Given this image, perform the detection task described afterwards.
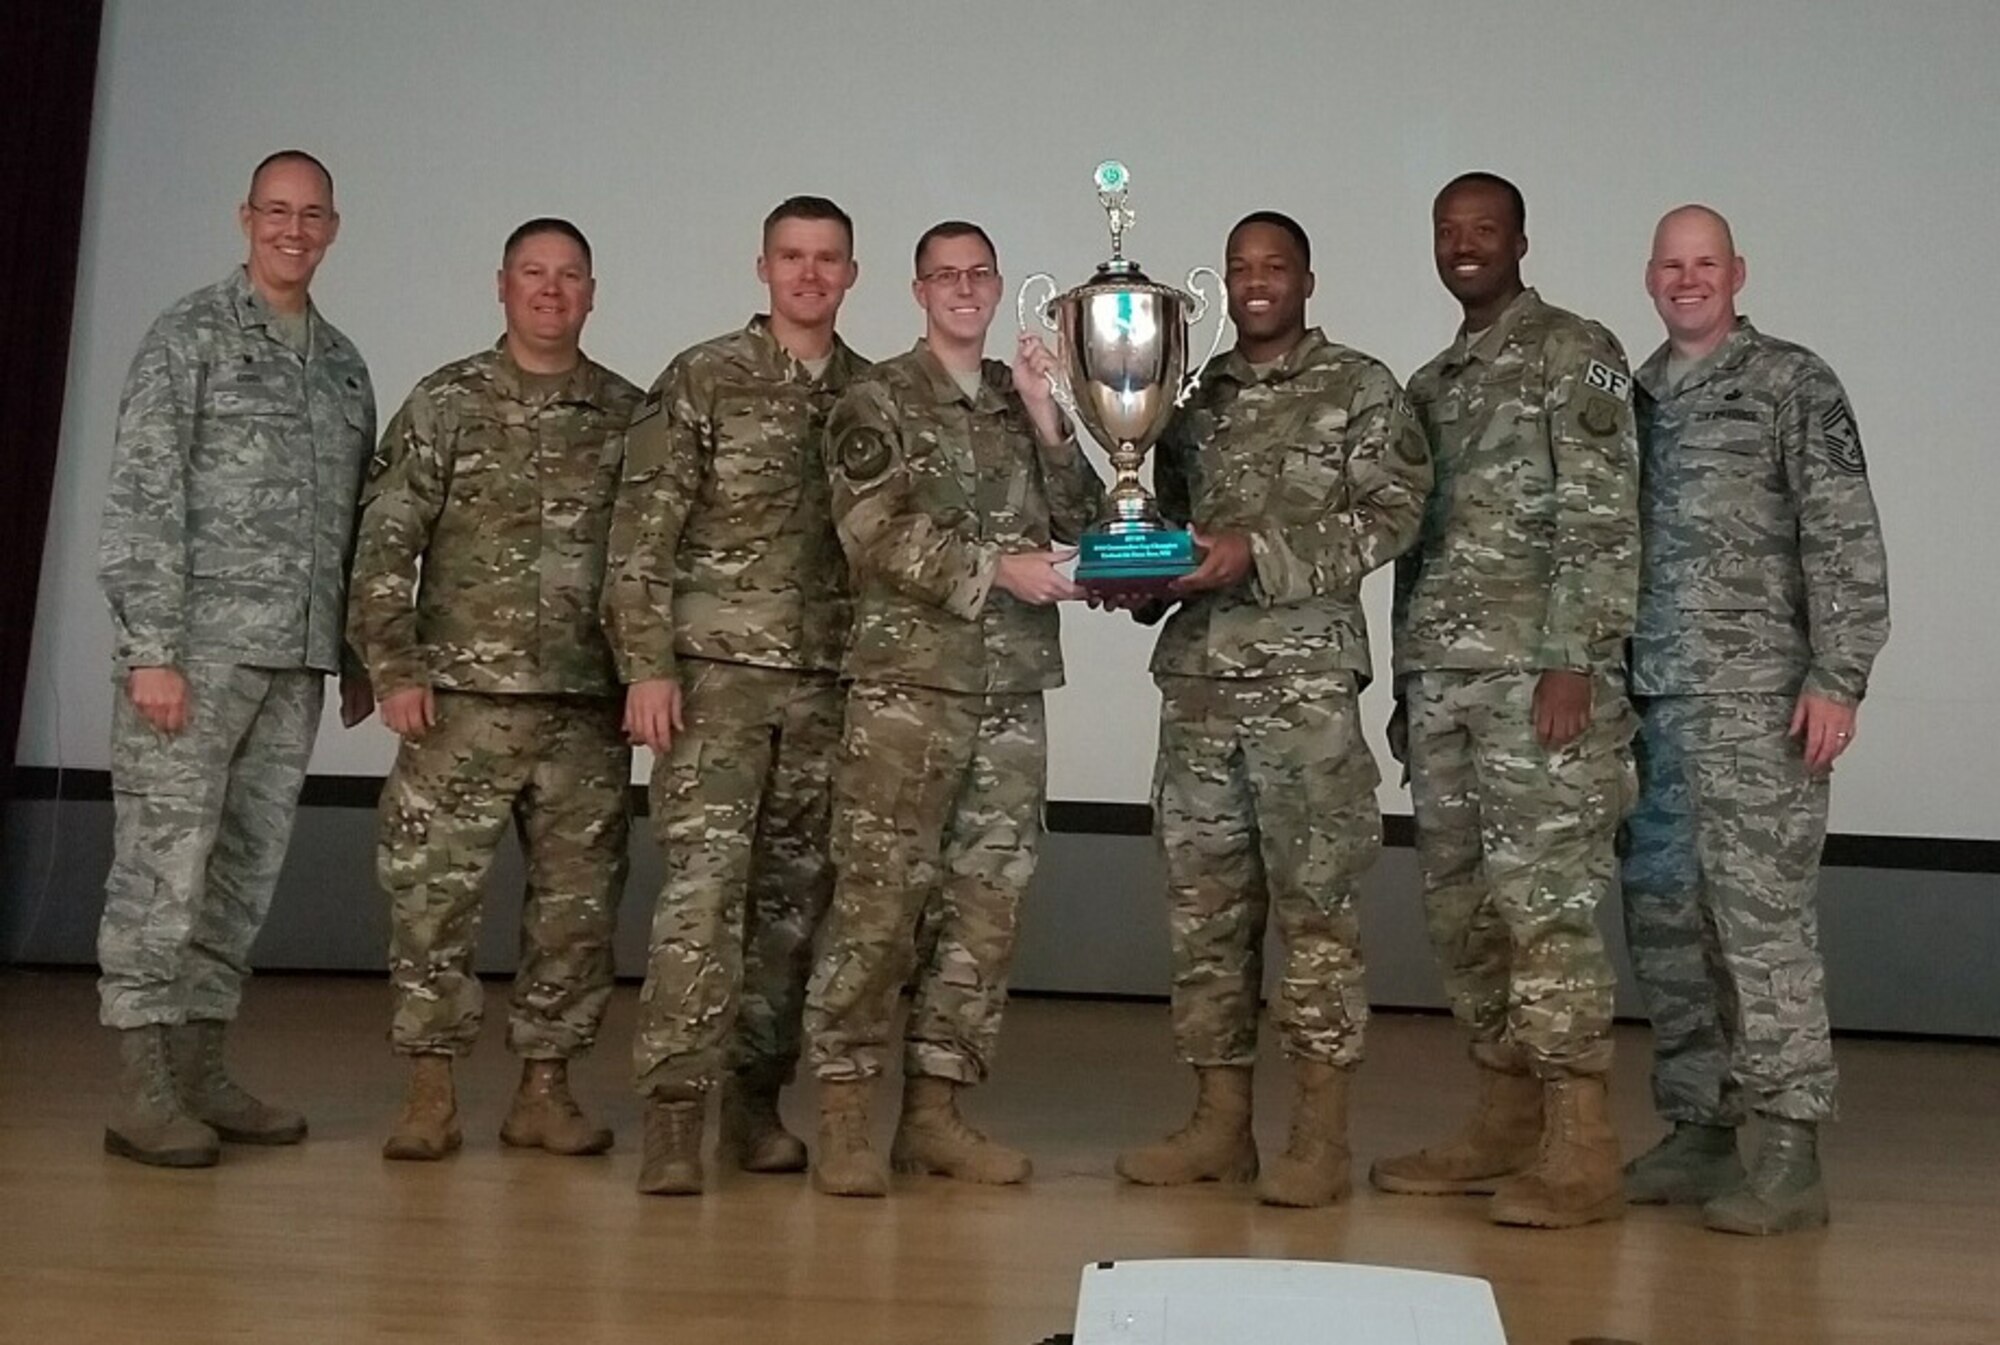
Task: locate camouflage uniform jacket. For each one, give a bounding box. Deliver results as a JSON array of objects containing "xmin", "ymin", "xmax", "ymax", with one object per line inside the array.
[
  {"xmin": 1151, "ymin": 329, "xmax": 1432, "ymax": 682},
  {"xmin": 99, "ymin": 267, "xmax": 375, "ymax": 674},
  {"xmin": 1629, "ymin": 319, "xmax": 1889, "ymax": 702},
  {"xmin": 828, "ymin": 341, "xmax": 1106, "ymax": 694},
  {"xmin": 602, "ymin": 316, "xmax": 866, "ymax": 685},
  {"xmin": 347, "ymin": 345, "xmax": 641, "ymax": 698},
  {"xmin": 1394, "ymin": 288, "xmax": 1640, "ymax": 677}
]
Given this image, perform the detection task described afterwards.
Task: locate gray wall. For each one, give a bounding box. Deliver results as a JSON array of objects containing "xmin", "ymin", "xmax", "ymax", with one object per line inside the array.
[{"xmin": 8, "ymin": 797, "xmax": 1995, "ymax": 1038}]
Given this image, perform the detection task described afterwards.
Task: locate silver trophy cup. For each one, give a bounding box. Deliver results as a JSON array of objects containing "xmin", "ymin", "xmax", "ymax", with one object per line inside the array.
[{"xmin": 1018, "ymin": 162, "xmax": 1225, "ymax": 592}]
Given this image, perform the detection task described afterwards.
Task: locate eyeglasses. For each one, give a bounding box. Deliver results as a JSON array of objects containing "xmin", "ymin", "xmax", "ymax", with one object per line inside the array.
[
  {"xmin": 246, "ymin": 201, "xmax": 335, "ymax": 231},
  {"xmin": 918, "ymin": 265, "xmax": 999, "ymax": 288}
]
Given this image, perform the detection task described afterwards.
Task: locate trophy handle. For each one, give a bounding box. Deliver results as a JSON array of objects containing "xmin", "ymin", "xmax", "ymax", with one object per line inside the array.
[
  {"xmin": 1017, "ymin": 273, "xmax": 1060, "ymax": 334},
  {"xmin": 1177, "ymin": 265, "xmax": 1228, "ymax": 407},
  {"xmin": 1015, "ymin": 272, "xmax": 1080, "ymax": 418}
]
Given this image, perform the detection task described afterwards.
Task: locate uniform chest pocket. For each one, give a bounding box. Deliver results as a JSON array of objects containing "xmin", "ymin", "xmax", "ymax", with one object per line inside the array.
[
  {"xmin": 711, "ymin": 397, "xmax": 805, "ymax": 505},
  {"xmin": 1275, "ymin": 444, "xmax": 1346, "ymax": 512}
]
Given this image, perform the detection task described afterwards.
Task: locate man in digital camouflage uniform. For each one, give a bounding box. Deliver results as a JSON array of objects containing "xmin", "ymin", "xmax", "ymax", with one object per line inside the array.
[
  {"xmin": 1621, "ymin": 204, "xmax": 1889, "ymax": 1236},
  {"xmin": 801, "ymin": 221, "xmax": 1105, "ymax": 1198},
  {"xmin": 348, "ymin": 218, "xmax": 640, "ymax": 1162},
  {"xmin": 97, "ymin": 150, "xmax": 375, "ymax": 1168},
  {"xmin": 603, "ymin": 196, "xmax": 868, "ymax": 1195},
  {"xmin": 1113, "ymin": 212, "xmax": 1431, "ymax": 1209},
  {"xmin": 1372, "ymin": 173, "xmax": 1640, "ymax": 1228}
]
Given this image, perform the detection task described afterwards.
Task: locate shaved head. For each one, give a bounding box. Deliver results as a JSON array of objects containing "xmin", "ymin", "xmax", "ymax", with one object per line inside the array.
[
  {"xmin": 1646, "ymin": 203, "xmax": 1746, "ymax": 357},
  {"xmin": 1652, "ymin": 203, "xmax": 1736, "ymax": 261}
]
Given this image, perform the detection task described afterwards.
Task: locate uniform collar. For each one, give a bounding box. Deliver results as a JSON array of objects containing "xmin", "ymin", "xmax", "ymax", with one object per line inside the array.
[
  {"xmin": 1441, "ymin": 287, "xmax": 1542, "ymax": 371},
  {"xmin": 224, "ymin": 265, "xmax": 339, "ymax": 354},
  {"xmin": 911, "ymin": 338, "xmax": 1001, "ymax": 410},
  {"xmin": 742, "ymin": 314, "xmax": 863, "ymax": 386},
  {"xmin": 487, "ymin": 339, "xmax": 615, "ymax": 408},
  {"xmin": 1213, "ymin": 327, "xmax": 1330, "ymax": 388},
  {"xmin": 1636, "ymin": 316, "xmax": 1760, "ymax": 399}
]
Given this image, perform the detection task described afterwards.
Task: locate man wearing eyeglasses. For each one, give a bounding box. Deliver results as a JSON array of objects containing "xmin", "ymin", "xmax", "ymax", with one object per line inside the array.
[
  {"xmin": 801, "ymin": 221, "xmax": 1104, "ymax": 1197},
  {"xmin": 604, "ymin": 196, "xmax": 869, "ymax": 1195},
  {"xmin": 97, "ymin": 150, "xmax": 375, "ymax": 1167}
]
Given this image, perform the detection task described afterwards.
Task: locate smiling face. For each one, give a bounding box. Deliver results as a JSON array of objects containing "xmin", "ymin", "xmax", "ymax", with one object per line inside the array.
[
  {"xmin": 759, "ymin": 216, "xmax": 858, "ymax": 336},
  {"xmin": 1647, "ymin": 206, "xmax": 1746, "ymax": 355},
  {"xmin": 238, "ymin": 157, "xmax": 338, "ymax": 306},
  {"xmin": 912, "ymin": 231, "xmax": 1001, "ymax": 349},
  {"xmin": 1432, "ymin": 178, "xmax": 1526, "ymax": 316},
  {"xmin": 1224, "ymin": 221, "xmax": 1313, "ymax": 363},
  {"xmin": 497, "ymin": 229, "xmax": 595, "ymax": 364}
]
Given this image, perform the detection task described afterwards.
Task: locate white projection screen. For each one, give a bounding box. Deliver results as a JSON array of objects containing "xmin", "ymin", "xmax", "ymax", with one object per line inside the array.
[{"xmin": 22, "ymin": 0, "xmax": 1999, "ymax": 842}]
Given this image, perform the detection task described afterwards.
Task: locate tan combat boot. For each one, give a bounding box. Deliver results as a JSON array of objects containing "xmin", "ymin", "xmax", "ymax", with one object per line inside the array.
[
  {"xmin": 1257, "ymin": 1060, "xmax": 1353, "ymax": 1208},
  {"xmin": 1702, "ymin": 1118, "xmax": 1829, "ymax": 1236},
  {"xmin": 382, "ymin": 1054, "xmax": 461, "ymax": 1161},
  {"xmin": 719, "ymin": 1070, "xmax": 808, "ymax": 1173},
  {"xmin": 636, "ymin": 1088, "xmax": 706, "ymax": 1196},
  {"xmin": 105, "ymin": 1025, "xmax": 220, "ymax": 1168},
  {"xmin": 1115, "ymin": 1065, "xmax": 1258, "ymax": 1186},
  {"xmin": 169, "ymin": 1019, "xmax": 306, "ymax": 1144},
  {"xmin": 1369, "ymin": 1054, "xmax": 1541, "ymax": 1195},
  {"xmin": 891, "ymin": 1075, "xmax": 1032, "ymax": 1185},
  {"xmin": 500, "ymin": 1059, "xmax": 613, "ymax": 1155},
  {"xmin": 811, "ymin": 1079, "xmax": 888, "ymax": 1198},
  {"xmin": 1625, "ymin": 1121, "xmax": 1745, "ymax": 1204},
  {"xmin": 1489, "ymin": 1076, "xmax": 1625, "ymax": 1228}
]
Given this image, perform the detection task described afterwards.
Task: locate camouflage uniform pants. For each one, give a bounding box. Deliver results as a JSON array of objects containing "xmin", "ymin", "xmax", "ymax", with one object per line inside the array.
[
  {"xmin": 1155, "ymin": 672, "xmax": 1380, "ymax": 1069},
  {"xmin": 632, "ymin": 658, "xmax": 842, "ymax": 1097},
  {"xmin": 1621, "ymin": 694, "xmax": 1835, "ymax": 1123},
  {"xmin": 377, "ymin": 691, "xmax": 629, "ymax": 1059},
  {"xmin": 804, "ymin": 681, "xmax": 1044, "ymax": 1085},
  {"xmin": 98, "ymin": 662, "xmax": 323, "ymax": 1028},
  {"xmin": 1406, "ymin": 668, "xmax": 1632, "ymax": 1077}
]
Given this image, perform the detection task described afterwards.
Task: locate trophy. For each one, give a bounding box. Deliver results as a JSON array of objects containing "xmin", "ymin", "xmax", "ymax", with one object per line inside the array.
[{"xmin": 1018, "ymin": 161, "xmax": 1226, "ymax": 597}]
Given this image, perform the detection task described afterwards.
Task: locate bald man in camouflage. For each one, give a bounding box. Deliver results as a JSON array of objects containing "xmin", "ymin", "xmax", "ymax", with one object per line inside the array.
[
  {"xmin": 349, "ymin": 218, "xmax": 640, "ymax": 1162},
  {"xmin": 1373, "ymin": 173, "xmax": 1640, "ymax": 1228},
  {"xmin": 1620, "ymin": 205, "xmax": 1889, "ymax": 1236},
  {"xmin": 97, "ymin": 150, "xmax": 374, "ymax": 1168}
]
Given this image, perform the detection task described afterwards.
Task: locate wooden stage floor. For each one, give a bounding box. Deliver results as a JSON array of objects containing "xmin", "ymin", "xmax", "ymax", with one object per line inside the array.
[{"xmin": 1, "ymin": 969, "xmax": 1994, "ymax": 1344}]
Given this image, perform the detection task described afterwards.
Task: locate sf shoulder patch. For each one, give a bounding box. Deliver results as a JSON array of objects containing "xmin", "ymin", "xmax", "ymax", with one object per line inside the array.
[
  {"xmin": 838, "ymin": 428, "xmax": 894, "ymax": 482},
  {"xmin": 1583, "ymin": 359, "xmax": 1632, "ymax": 400},
  {"xmin": 1578, "ymin": 393, "xmax": 1625, "ymax": 438},
  {"xmin": 1821, "ymin": 399, "xmax": 1866, "ymax": 476}
]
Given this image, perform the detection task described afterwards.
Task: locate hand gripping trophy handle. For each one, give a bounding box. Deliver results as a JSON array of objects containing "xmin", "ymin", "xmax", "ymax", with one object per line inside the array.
[
  {"xmin": 1176, "ymin": 265, "xmax": 1227, "ymax": 408},
  {"xmin": 1016, "ymin": 272, "xmax": 1081, "ymax": 419}
]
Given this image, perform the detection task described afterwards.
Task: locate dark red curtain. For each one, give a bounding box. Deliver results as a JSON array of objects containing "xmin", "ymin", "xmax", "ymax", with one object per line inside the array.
[{"xmin": 0, "ymin": 3, "xmax": 104, "ymax": 808}]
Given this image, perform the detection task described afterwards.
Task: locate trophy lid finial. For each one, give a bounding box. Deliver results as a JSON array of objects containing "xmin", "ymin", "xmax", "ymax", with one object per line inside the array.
[{"xmin": 1094, "ymin": 160, "xmax": 1137, "ymax": 265}]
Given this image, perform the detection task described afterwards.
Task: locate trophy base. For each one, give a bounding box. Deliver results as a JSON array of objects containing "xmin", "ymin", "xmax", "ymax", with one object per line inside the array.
[{"xmin": 1076, "ymin": 527, "xmax": 1196, "ymax": 599}]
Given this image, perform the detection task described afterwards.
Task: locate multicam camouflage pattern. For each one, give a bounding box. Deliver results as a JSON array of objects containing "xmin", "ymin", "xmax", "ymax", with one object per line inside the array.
[
  {"xmin": 1152, "ymin": 329, "xmax": 1431, "ymax": 680},
  {"xmin": 1628, "ymin": 319, "xmax": 1890, "ymax": 702},
  {"xmin": 1394, "ymin": 288, "xmax": 1639, "ymax": 676},
  {"xmin": 602, "ymin": 317, "xmax": 867, "ymax": 684},
  {"xmin": 1154, "ymin": 672, "xmax": 1380, "ymax": 1068},
  {"xmin": 379, "ymin": 691, "xmax": 629, "ymax": 1058},
  {"xmin": 804, "ymin": 680, "xmax": 1045, "ymax": 1085},
  {"xmin": 98, "ymin": 664, "xmax": 324, "ymax": 1029},
  {"xmin": 1404, "ymin": 668, "xmax": 1633, "ymax": 1076},
  {"xmin": 632, "ymin": 659, "xmax": 843, "ymax": 1096},
  {"xmin": 828, "ymin": 342, "xmax": 1105, "ymax": 694},
  {"xmin": 99, "ymin": 267, "xmax": 374, "ymax": 673},
  {"xmin": 1394, "ymin": 288, "xmax": 1641, "ymax": 1077},
  {"xmin": 347, "ymin": 345, "xmax": 641, "ymax": 698},
  {"xmin": 1622, "ymin": 693, "xmax": 1836, "ymax": 1122}
]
